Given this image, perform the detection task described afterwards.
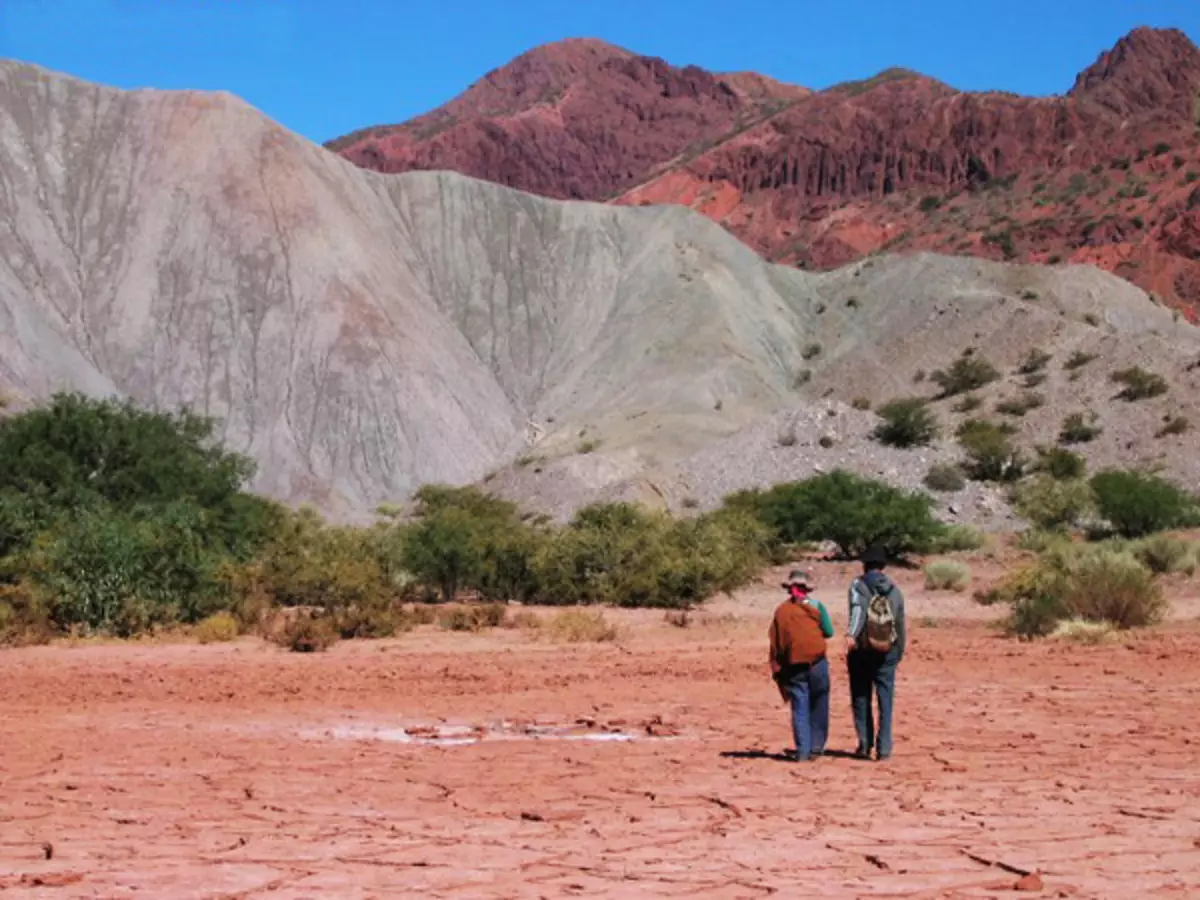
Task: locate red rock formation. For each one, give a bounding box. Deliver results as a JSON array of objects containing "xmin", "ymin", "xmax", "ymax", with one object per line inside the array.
[{"xmin": 331, "ymin": 28, "xmax": 1200, "ymax": 317}]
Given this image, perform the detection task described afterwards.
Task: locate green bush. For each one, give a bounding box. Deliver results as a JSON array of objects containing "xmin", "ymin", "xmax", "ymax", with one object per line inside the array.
[
  {"xmin": 1011, "ymin": 476, "xmax": 1094, "ymax": 531},
  {"xmin": 956, "ymin": 419, "xmax": 1024, "ymax": 482},
  {"xmin": 1110, "ymin": 366, "xmax": 1168, "ymax": 402},
  {"xmin": 924, "ymin": 560, "xmax": 970, "ymax": 591},
  {"xmin": 1033, "ymin": 446, "xmax": 1087, "ymax": 480},
  {"xmin": 931, "ymin": 351, "xmax": 1001, "ymax": 398},
  {"xmin": 872, "ymin": 398, "xmax": 940, "ymax": 448},
  {"xmin": 1129, "ymin": 534, "xmax": 1197, "ymax": 576},
  {"xmin": 996, "ymin": 393, "xmax": 1045, "ymax": 418},
  {"xmin": 1001, "ymin": 544, "xmax": 1165, "ymax": 637},
  {"xmin": 928, "ymin": 524, "xmax": 986, "ymax": 553},
  {"xmin": 730, "ymin": 471, "xmax": 945, "ymax": 559},
  {"xmin": 1090, "ymin": 469, "xmax": 1198, "ymax": 538},
  {"xmin": 923, "ymin": 463, "xmax": 966, "ymax": 493}
]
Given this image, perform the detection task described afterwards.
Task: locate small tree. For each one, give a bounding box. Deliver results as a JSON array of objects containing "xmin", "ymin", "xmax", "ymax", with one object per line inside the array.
[
  {"xmin": 956, "ymin": 419, "xmax": 1024, "ymax": 482},
  {"xmin": 1033, "ymin": 446, "xmax": 1087, "ymax": 480},
  {"xmin": 1090, "ymin": 470, "xmax": 1198, "ymax": 538},
  {"xmin": 873, "ymin": 398, "xmax": 940, "ymax": 448},
  {"xmin": 1011, "ymin": 476, "xmax": 1095, "ymax": 531}
]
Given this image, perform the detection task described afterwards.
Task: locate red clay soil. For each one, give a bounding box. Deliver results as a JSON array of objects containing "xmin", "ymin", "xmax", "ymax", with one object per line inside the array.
[
  {"xmin": 4, "ymin": 619, "xmax": 1200, "ymax": 898},
  {"xmin": 331, "ymin": 27, "xmax": 1200, "ymax": 318}
]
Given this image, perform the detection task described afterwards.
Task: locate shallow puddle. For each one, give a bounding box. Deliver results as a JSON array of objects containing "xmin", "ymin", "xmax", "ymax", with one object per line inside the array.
[{"xmin": 309, "ymin": 718, "xmax": 679, "ymax": 746}]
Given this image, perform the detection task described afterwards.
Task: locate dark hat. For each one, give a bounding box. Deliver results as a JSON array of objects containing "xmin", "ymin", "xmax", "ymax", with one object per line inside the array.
[
  {"xmin": 781, "ymin": 568, "xmax": 815, "ymax": 590},
  {"xmin": 861, "ymin": 545, "xmax": 888, "ymax": 567}
]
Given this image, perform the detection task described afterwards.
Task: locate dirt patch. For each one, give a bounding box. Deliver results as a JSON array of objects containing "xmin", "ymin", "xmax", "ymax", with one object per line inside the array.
[{"xmin": 3, "ymin": 584, "xmax": 1200, "ymax": 897}]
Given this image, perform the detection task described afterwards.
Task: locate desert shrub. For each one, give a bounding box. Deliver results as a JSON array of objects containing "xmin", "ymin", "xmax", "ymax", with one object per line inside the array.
[
  {"xmin": 850, "ymin": 396, "xmax": 872, "ymax": 411},
  {"xmin": 1156, "ymin": 416, "xmax": 1190, "ymax": 438},
  {"xmin": 533, "ymin": 503, "xmax": 767, "ymax": 609},
  {"xmin": 224, "ymin": 506, "xmax": 402, "ymax": 640},
  {"xmin": 792, "ymin": 369, "xmax": 813, "ymax": 389},
  {"xmin": 0, "ymin": 582, "xmax": 52, "ymax": 647},
  {"xmin": 1011, "ymin": 476, "xmax": 1095, "ymax": 531},
  {"xmin": 952, "ymin": 394, "xmax": 982, "ymax": 414},
  {"xmin": 924, "ymin": 560, "xmax": 970, "ymax": 591},
  {"xmin": 931, "ymin": 351, "xmax": 1000, "ymax": 398},
  {"xmin": 1018, "ymin": 348, "xmax": 1052, "ymax": 374},
  {"xmin": 801, "ymin": 342, "xmax": 823, "ymax": 360},
  {"xmin": 872, "ymin": 398, "xmax": 939, "ymax": 448},
  {"xmin": 1001, "ymin": 544, "xmax": 1165, "ymax": 637},
  {"xmin": 777, "ymin": 423, "xmax": 798, "ymax": 447},
  {"xmin": 1090, "ymin": 469, "xmax": 1199, "ymax": 538},
  {"xmin": 576, "ymin": 438, "xmax": 601, "ymax": 454},
  {"xmin": 1064, "ymin": 350, "xmax": 1098, "ymax": 370},
  {"xmin": 1015, "ymin": 528, "xmax": 1073, "ymax": 554},
  {"xmin": 1033, "ymin": 446, "xmax": 1087, "ymax": 480},
  {"xmin": 504, "ymin": 609, "xmax": 542, "ymax": 631},
  {"xmin": 1049, "ymin": 619, "xmax": 1117, "ymax": 645},
  {"xmin": 274, "ymin": 612, "xmax": 338, "ymax": 653},
  {"xmin": 920, "ymin": 195, "xmax": 943, "ymax": 212},
  {"xmin": 1022, "ymin": 372, "xmax": 1047, "ymax": 388},
  {"xmin": 543, "ymin": 609, "xmax": 619, "ymax": 643},
  {"xmin": 1110, "ymin": 366, "xmax": 1168, "ymax": 401},
  {"xmin": 1059, "ymin": 412, "xmax": 1102, "ymax": 444},
  {"xmin": 818, "ymin": 435, "xmax": 836, "ymax": 449},
  {"xmin": 1129, "ymin": 534, "xmax": 1197, "ymax": 576},
  {"xmin": 437, "ymin": 603, "xmax": 507, "ymax": 632},
  {"xmin": 995, "ymin": 392, "xmax": 1044, "ymax": 417},
  {"xmin": 730, "ymin": 471, "xmax": 945, "ymax": 559},
  {"xmin": 923, "ymin": 463, "xmax": 966, "ymax": 493},
  {"xmin": 928, "ymin": 524, "xmax": 986, "ymax": 553},
  {"xmin": 956, "ymin": 419, "xmax": 1024, "ymax": 482},
  {"xmin": 194, "ymin": 612, "xmax": 239, "ymax": 644}
]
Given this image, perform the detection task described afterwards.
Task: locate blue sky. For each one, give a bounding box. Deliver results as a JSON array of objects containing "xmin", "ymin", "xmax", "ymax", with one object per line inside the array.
[{"xmin": 1, "ymin": 0, "xmax": 1197, "ymax": 144}]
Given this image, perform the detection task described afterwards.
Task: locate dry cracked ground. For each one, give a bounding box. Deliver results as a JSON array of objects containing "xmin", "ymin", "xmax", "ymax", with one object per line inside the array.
[{"xmin": 4, "ymin": 559, "xmax": 1200, "ymax": 899}]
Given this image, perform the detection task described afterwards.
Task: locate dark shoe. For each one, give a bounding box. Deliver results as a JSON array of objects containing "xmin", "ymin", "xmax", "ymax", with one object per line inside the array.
[
  {"xmin": 854, "ymin": 746, "xmax": 872, "ymax": 760},
  {"xmin": 876, "ymin": 752, "xmax": 891, "ymax": 762}
]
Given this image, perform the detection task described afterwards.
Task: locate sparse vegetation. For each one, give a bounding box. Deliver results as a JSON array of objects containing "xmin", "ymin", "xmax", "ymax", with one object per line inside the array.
[
  {"xmin": 952, "ymin": 394, "xmax": 982, "ymax": 414},
  {"xmin": 1018, "ymin": 348, "xmax": 1051, "ymax": 375},
  {"xmin": 274, "ymin": 612, "xmax": 339, "ymax": 653},
  {"xmin": 543, "ymin": 608, "xmax": 619, "ymax": 643},
  {"xmin": 1070, "ymin": 348, "xmax": 1099, "ymax": 369},
  {"xmin": 1129, "ymin": 534, "xmax": 1198, "ymax": 577},
  {"xmin": 1033, "ymin": 446, "xmax": 1086, "ymax": 480},
  {"xmin": 194, "ymin": 611, "xmax": 240, "ymax": 644},
  {"xmin": 924, "ymin": 463, "xmax": 966, "ymax": 493},
  {"xmin": 576, "ymin": 438, "xmax": 601, "ymax": 454},
  {"xmin": 996, "ymin": 392, "xmax": 1044, "ymax": 418},
  {"xmin": 956, "ymin": 419, "xmax": 1024, "ymax": 483},
  {"xmin": 850, "ymin": 396, "xmax": 872, "ymax": 411},
  {"xmin": 1059, "ymin": 412, "xmax": 1102, "ymax": 445},
  {"xmin": 801, "ymin": 342, "xmax": 823, "ymax": 361},
  {"xmin": 872, "ymin": 398, "xmax": 940, "ymax": 448},
  {"xmin": 1157, "ymin": 415, "xmax": 1191, "ymax": 438},
  {"xmin": 792, "ymin": 368, "xmax": 813, "ymax": 389},
  {"xmin": 931, "ymin": 351, "xmax": 1001, "ymax": 398},
  {"xmin": 924, "ymin": 560, "xmax": 970, "ymax": 592},
  {"xmin": 1110, "ymin": 366, "xmax": 1168, "ymax": 402}
]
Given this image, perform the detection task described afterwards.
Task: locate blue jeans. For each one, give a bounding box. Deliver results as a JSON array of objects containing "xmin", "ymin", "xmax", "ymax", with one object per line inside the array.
[
  {"xmin": 782, "ymin": 657, "xmax": 830, "ymax": 760},
  {"xmin": 848, "ymin": 649, "xmax": 899, "ymax": 758}
]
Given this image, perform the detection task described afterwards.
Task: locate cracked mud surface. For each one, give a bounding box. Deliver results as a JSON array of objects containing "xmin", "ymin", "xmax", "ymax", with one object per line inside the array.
[{"xmin": 3, "ymin": 614, "xmax": 1200, "ymax": 898}]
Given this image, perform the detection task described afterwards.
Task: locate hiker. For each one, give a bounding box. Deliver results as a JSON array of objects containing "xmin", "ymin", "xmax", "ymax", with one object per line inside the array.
[
  {"xmin": 845, "ymin": 545, "xmax": 907, "ymax": 762},
  {"xmin": 769, "ymin": 569, "xmax": 835, "ymax": 762}
]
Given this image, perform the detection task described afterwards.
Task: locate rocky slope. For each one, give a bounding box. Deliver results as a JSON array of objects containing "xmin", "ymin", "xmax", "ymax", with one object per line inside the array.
[
  {"xmin": 333, "ymin": 27, "xmax": 1200, "ymax": 318},
  {"xmin": 3, "ymin": 60, "xmax": 1199, "ymax": 520}
]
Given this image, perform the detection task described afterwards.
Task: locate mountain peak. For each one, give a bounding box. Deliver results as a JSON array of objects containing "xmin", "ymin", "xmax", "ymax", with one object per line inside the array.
[{"xmin": 1069, "ymin": 26, "xmax": 1200, "ymax": 117}]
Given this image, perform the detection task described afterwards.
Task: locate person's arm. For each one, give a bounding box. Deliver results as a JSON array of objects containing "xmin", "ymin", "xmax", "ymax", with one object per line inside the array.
[
  {"xmin": 817, "ymin": 601, "xmax": 835, "ymax": 639},
  {"xmin": 893, "ymin": 588, "xmax": 907, "ymax": 660},
  {"xmin": 768, "ymin": 614, "xmax": 782, "ymax": 677},
  {"xmin": 846, "ymin": 580, "xmax": 865, "ymax": 649}
]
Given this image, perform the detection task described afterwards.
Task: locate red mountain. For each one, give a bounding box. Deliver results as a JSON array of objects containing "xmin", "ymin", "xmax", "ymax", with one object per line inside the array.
[{"xmin": 329, "ymin": 28, "xmax": 1200, "ymax": 317}]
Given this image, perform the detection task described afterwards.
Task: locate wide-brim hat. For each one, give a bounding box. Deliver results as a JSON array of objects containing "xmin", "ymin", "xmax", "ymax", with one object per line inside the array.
[{"xmin": 781, "ymin": 568, "xmax": 815, "ymax": 589}]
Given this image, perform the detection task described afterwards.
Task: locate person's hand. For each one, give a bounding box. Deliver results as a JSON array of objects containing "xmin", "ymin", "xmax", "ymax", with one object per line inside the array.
[
  {"xmin": 776, "ymin": 681, "xmax": 789, "ymax": 704},
  {"xmin": 845, "ymin": 636, "xmax": 857, "ymax": 654}
]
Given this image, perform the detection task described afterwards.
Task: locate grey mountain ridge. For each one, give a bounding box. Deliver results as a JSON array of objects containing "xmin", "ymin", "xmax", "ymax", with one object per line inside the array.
[{"xmin": 2, "ymin": 58, "xmax": 1199, "ymax": 519}]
